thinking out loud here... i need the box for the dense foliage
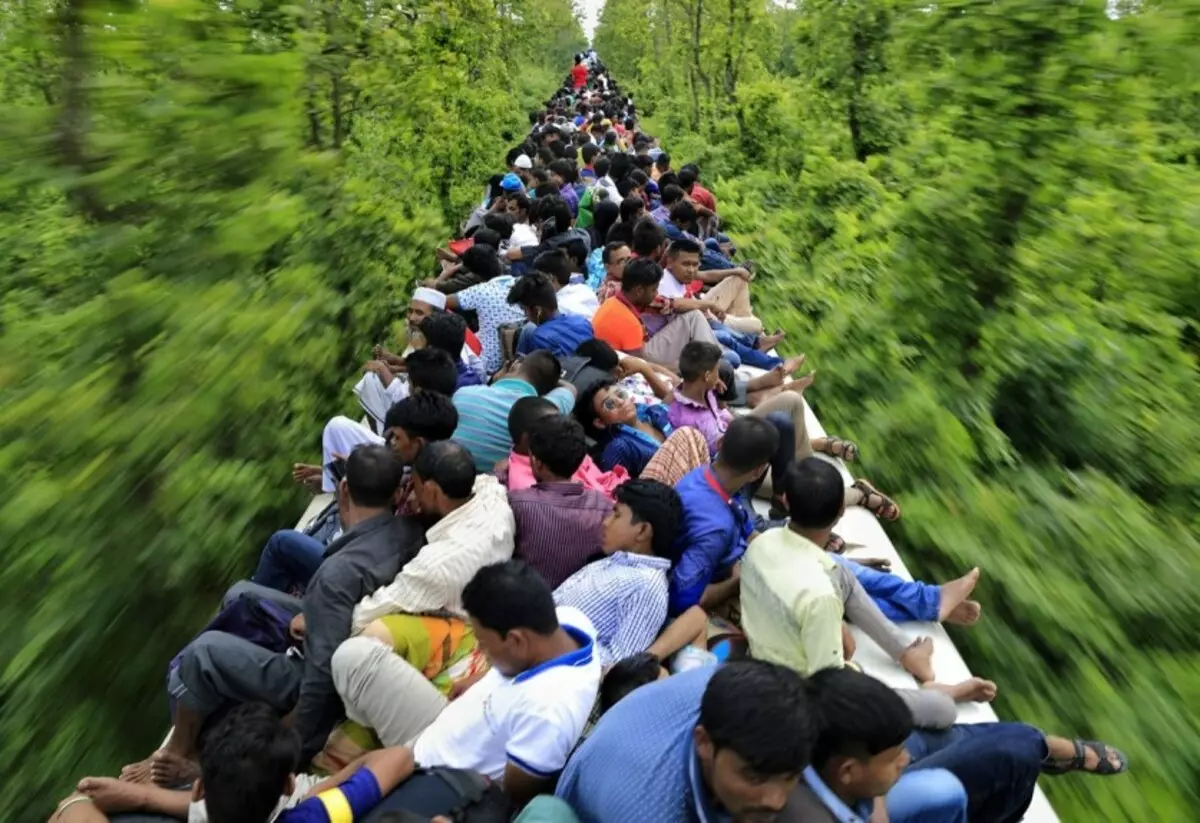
[0,1,582,818]
[598,0,1200,819]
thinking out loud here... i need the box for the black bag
[303,499,341,547]
[362,767,511,822]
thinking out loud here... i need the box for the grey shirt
[293,512,426,758]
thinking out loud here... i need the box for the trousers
[251,530,326,594]
[332,636,449,747]
[832,554,941,623]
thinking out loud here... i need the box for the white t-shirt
[658,269,688,299]
[511,222,539,248]
[412,607,601,781]
[557,283,600,320]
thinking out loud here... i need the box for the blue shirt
[553,552,670,668]
[517,312,595,358]
[556,667,729,823]
[585,248,606,290]
[669,467,754,615]
[595,403,673,478]
[798,767,873,822]
[453,378,576,470]
[455,358,484,389]
[281,767,381,822]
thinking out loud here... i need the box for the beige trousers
[644,309,720,368]
[332,636,447,747]
[705,276,762,334]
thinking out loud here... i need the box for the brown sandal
[817,437,858,462]
[851,479,901,521]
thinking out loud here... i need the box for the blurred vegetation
[0,0,582,819]
[598,0,1200,820]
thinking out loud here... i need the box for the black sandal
[818,437,858,462]
[1043,739,1129,776]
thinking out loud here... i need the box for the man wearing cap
[500,172,526,196]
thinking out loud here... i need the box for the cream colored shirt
[740,527,845,676]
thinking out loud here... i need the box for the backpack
[303,498,341,547]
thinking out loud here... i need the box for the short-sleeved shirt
[412,607,601,781]
[279,768,382,822]
[517,313,595,359]
[659,269,704,300]
[556,667,727,823]
[690,183,717,213]
[669,466,754,615]
[455,276,527,374]
[591,297,645,352]
[557,284,600,320]
[453,378,575,470]
[740,527,845,676]
[667,390,731,455]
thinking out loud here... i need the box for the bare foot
[150,749,199,787]
[757,330,787,352]
[785,371,816,394]
[945,600,982,626]
[77,777,149,813]
[937,568,981,622]
[899,637,934,683]
[927,676,997,703]
[118,755,157,785]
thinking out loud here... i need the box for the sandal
[1043,739,1129,776]
[825,533,846,554]
[851,479,901,522]
[818,437,858,462]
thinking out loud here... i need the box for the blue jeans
[906,723,1046,823]
[251,529,326,593]
[712,323,783,370]
[832,555,941,622]
[887,768,968,823]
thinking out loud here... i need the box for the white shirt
[557,283,600,320]
[412,607,601,781]
[511,222,539,248]
[352,474,515,629]
[657,269,688,299]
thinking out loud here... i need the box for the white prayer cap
[412,287,447,310]
[514,154,533,170]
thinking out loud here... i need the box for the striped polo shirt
[451,378,575,471]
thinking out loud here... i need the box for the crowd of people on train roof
[52,52,1128,823]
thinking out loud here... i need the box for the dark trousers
[251,529,325,593]
[906,722,1046,823]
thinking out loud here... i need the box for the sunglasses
[600,387,632,412]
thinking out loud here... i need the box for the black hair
[669,200,698,227]
[472,228,503,251]
[199,703,299,823]
[563,237,589,270]
[601,240,629,265]
[529,414,588,478]
[419,311,467,360]
[484,175,505,203]
[655,152,671,170]
[405,347,458,398]
[581,143,601,164]
[483,212,514,241]
[720,416,780,473]
[574,337,619,371]
[681,162,700,176]
[621,256,664,293]
[591,201,620,248]
[507,396,557,444]
[634,154,655,172]
[599,652,662,714]
[660,184,685,206]
[461,244,501,280]
[548,159,577,184]
[574,376,616,439]
[508,191,531,215]
[519,349,563,396]
[807,667,914,770]
[619,195,645,223]
[783,457,846,529]
[629,169,650,187]
[606,221,633,246]
[553,140,574,160]
[507,272,558,313]
[536,146,556,166]
[530,167,551,184]
[658,171,679,190]
[540,196,572,236]
[506,146,525,165]
[616,176,640,199]
[345,443,406,507]
[384,391,459,443]
[678,167,697,189]
[533,248,574,286]
[716,360,739,404]
[678,340,723,382]
[413,439,477,500]
[700,660,814,777]
[533,182,559,200]
[617,478,684,561]
[593,156,611,179]
[462,560,559,637]
[631,217,666,257]
[667,236,702,258]
[608,153,633,182]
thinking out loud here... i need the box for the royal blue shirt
[595,403,673,478]
[556,667,729,823]
[281,767,382,822]
[669,466,754,615]
[517,312,595,359]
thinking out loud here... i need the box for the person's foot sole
[938,568,981,622]
[899,637,935,683]
[928,676,998,703]
[150,750,199,788]
[757,331,787,352]
[945,600,982,626]
[118,755,157,785]
[786,371,816,394]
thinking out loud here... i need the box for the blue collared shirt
[556,667,731,823]
[517,312,595,359]
[669,467,754,615]
[595,403,673,478]
[801,766,872,823]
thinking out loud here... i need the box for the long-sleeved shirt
[351,475,515,631]
[294,513,426,759]
[595,403,673,478]
[669,466,754,616]
[739,527,845,676]
[509,481,610,589]
[516,312,595,359]
[553,551,670,668]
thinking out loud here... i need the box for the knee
[764,411,795,437]
[898,768,967,814]
[332,636,389,702]
[221,580,258,608]
[324,415,360,439]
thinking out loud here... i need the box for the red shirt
[571,64,588,89]
[691,183,717,213]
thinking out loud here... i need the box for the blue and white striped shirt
[553,552,670,668]
[452,378,575,471]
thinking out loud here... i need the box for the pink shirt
[666,389,732,456]
[505,451,630,501]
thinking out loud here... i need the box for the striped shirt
[452,378,575,471]
[509,481,610,589]
[553,552,670,668]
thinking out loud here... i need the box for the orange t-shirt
[591,298,645,352]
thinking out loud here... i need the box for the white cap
[412,287,447,310]
[514,154,533,170]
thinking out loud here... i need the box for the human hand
[734,267,753,282]
[290,613,307,642]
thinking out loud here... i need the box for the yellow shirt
[740,527,845,676]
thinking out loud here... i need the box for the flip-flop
[1042,739,1129,776]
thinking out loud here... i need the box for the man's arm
[546,382,578,415]
[503,706,576,810]
[302,745,416,802]
[696,267,749,285]
[63,780,193,822]
[699,560,741,610]
[668,527,730,615]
